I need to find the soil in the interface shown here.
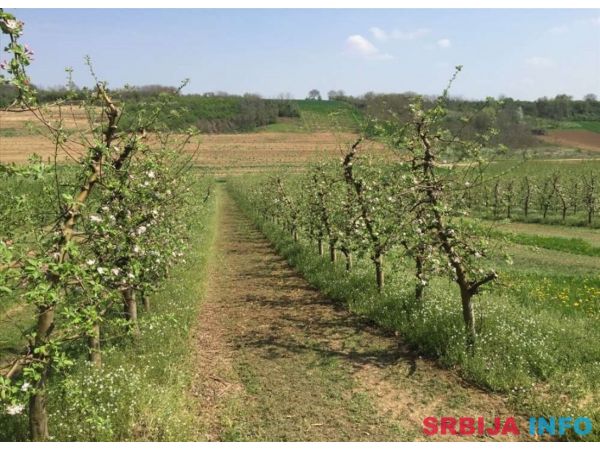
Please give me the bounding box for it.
[540,130,600,152]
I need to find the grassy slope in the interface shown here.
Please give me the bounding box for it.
[558,121,600,133]
[229,180,600,441]
[261,100,362,133]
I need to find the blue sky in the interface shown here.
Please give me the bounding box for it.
[5,8,600,100]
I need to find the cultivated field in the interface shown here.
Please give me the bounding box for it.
[540,129,600,152]
[0,107,386,172]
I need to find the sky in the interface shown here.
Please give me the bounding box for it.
[4,8,600,100]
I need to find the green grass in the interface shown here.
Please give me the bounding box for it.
[255,100,362,133]
[293,100,362,132]
[557,121,600,133]
[498,232,600,257]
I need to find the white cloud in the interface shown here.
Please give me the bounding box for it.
[525,56,555,68]
[369,27,388,41]
[345,35,393,60]
[370,26,431,42]
[437,38,451,49]
[548,25,568,35]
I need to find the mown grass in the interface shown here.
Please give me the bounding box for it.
[558,121,600,133]
[294,100,362,132]
[0,180,217,441]
[229,180,600,441]
[257,100,362,133]
[498,231,600,257]
[490,221,600,247]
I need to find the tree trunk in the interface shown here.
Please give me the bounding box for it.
[318,238,324,256]
[344,251,352,271]
[28,304,54,441]
[374,254,384,291]
[142,294,150,312]
[329,242,336,263]
[29,377,49,441]
[460,288,476,350]
[415,254,424,301]
[123,289,140,336]
[88,321,101,368]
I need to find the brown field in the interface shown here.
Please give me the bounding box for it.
[539,129,600,152]
[0,105,91,130]
[0,131,392,174]
[1,108,392,173]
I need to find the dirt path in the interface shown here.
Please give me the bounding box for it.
[190,186,534,442]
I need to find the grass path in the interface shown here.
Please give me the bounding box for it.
[490,221,600,247]
[189,185,535,441]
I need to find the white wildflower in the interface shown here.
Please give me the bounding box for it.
[111,268,121,276]
[86,259,96,266]
[89,215,102,223]
[146,170,155,179]
[137,225,147,235]
[97,267,106,275]
[21,382,31,392]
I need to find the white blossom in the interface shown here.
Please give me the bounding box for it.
[21,382,31,392]
[86,259,96,266]
[97,267,106,275]
[89,215,102,223]
[6,404,25,416]
[111,268,121,276]
[146,170,156,179]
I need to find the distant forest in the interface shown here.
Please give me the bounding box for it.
[1,84,599,143]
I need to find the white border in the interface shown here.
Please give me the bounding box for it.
[0,443,594,448]
[0,442,595,448]
[2,0,600,8]
[1,2,598,448]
